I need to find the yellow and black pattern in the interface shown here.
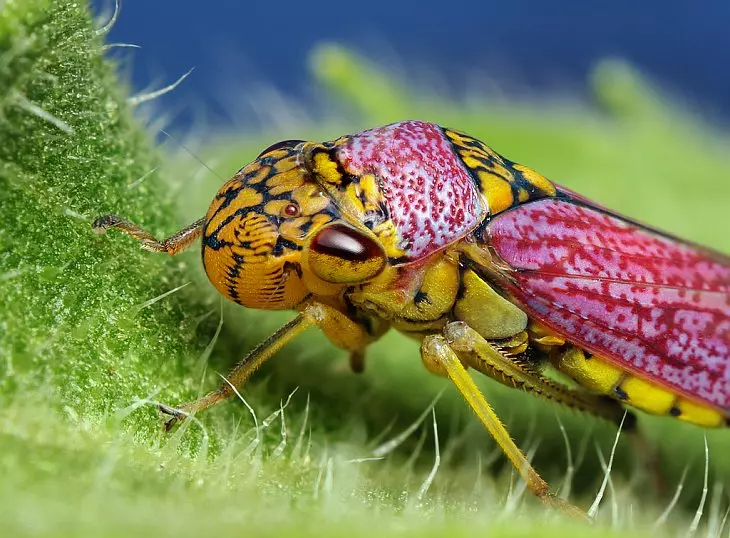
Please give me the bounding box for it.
[304,142,391,226]
[527,322,726,427]
[202,144,340,310]
[303,142,409,262]
[443,128,557,215]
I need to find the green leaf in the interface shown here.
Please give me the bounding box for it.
[0,0,209,432]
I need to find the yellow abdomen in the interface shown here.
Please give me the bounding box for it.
[552,346,726,428]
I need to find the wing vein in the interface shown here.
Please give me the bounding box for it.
[499,234,713,267]
[518,269,730,295]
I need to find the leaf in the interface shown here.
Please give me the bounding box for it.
[0,0,207,436]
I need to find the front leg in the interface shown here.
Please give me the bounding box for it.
[161,301,377,429]
[92,215,204,254]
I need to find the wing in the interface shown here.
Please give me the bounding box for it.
[484,193,730,411]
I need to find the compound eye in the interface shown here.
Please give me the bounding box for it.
[307,223,386,284]
[257,139,305,158]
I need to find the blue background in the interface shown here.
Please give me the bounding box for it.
[95,1,730,130]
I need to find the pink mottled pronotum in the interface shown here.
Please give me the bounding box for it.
[336,121,487,259]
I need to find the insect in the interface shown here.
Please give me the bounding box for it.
[93,120,730,519]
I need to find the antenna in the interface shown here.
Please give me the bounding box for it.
[159,128,224,182]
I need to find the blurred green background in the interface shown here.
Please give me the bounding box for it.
[1,2,730,537]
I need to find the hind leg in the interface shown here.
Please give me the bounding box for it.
[419,327,590,521]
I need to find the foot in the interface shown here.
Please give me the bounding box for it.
[158,403,188,432]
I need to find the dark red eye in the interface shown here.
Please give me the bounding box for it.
[257,139,305,158]
[307,224,386,283]
[310,224,382,262]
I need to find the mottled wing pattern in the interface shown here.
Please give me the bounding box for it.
[485,196,730,410]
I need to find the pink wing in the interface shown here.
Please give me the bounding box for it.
[485,195,730,411]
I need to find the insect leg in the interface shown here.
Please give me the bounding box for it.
[161,302,376,430]
[443,321,629,426]
[160,304,320,430]
[420,333,589,521]
[548,345,668,489]
[92,215,204,255]
[443,322,671,505]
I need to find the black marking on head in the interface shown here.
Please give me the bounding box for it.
[283,261,303,279]
[228,287,240,302]
[206,144,306,230]
[212,184,247,215]
[203,234,229,250]
[259,265,288,303]
[230,254,244,270]
[205,209,268,252]
[272,236,302,256]
[224,256,243,302]
[297,218,315,236]
[670,406,682,417]
[213,153,289,215]
[614,386,629,401]
[311,143,364,190]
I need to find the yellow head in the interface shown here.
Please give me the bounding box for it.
[201,140,387,310]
